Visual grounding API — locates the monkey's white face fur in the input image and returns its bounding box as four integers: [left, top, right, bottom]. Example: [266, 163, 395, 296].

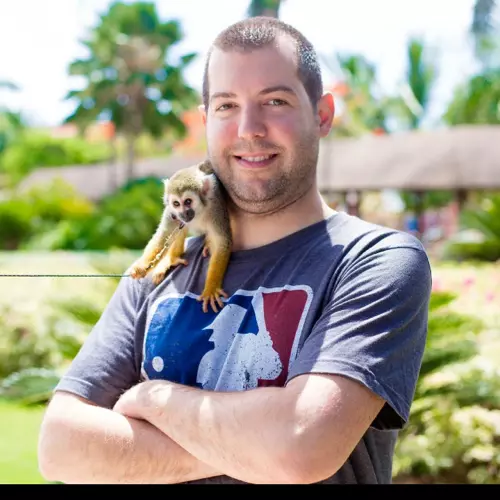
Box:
[162, 173, 215, 231]
[167, 190, 203, 225]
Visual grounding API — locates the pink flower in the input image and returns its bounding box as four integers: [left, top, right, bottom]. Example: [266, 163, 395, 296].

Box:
[463, 277, 475, 287]
[432, 279, 442, 291]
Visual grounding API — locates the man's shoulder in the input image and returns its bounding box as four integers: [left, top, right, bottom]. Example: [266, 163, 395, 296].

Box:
[324, 212, 431, 285]
[328, 211, 428, 256]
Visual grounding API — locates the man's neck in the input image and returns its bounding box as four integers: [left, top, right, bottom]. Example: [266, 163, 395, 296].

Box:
[228, 187, 336, 252]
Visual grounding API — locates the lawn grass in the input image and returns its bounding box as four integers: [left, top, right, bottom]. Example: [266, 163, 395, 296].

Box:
[0, 399, 47, 484]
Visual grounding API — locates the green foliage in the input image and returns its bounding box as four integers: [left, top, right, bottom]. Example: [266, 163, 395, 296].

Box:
[0, 253, 127, 406]
[400, 190, 455, 212]
[65, 1, 199, 177]
[0, 110, 26, 158]
[247, 0, 282, 17]
[394, 290, 500, 483]
[0, 198, 33, 250]
[0, 175, 166, 252]
[0, 368, 63, 406]
[0, 178, 95, 250]
[26, 177, 165, 250]
[331, 54, 393, 136]
[443, 68, 500, 125]
[443, 195, 500, 262]
[470, 0, 499, 67]
[0, 302, 87, 382]
[391, 37, 438, 131]
[0, 131, 110, 185]
[418, 291, 480, 379]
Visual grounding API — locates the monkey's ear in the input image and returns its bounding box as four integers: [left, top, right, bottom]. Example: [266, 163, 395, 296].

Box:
[201, 174, 215, 196]
[162, 178, 170, 189]
[198, 160, 214, 175]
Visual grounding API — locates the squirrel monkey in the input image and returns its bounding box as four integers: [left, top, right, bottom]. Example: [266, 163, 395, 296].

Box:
[127, 160, 232, 314]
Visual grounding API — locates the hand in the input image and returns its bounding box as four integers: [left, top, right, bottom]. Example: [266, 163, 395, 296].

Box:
[113, 380, 172, 421]
[113, 381, 149, 420]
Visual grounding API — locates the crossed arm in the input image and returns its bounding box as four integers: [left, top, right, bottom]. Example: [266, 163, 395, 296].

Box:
[38, 372, 384, 484]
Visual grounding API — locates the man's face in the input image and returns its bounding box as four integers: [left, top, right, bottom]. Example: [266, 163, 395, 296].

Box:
[200, 36, 334, 215]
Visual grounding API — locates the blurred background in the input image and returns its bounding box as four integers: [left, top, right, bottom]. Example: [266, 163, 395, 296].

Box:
[1, 0, 500, 485]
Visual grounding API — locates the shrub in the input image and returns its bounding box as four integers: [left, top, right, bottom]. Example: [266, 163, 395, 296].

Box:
[0, 131, 110, 185]
[393, 291, 500, 484]
[0, 178, 95, 250]
[28, 177, 165, 250]
[443, 195, 500, 262]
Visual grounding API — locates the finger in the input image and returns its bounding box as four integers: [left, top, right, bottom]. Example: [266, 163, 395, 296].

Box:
[210, 296, 217, 313]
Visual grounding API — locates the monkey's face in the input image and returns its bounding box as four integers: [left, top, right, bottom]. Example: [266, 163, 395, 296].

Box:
[167, 191, 203, 224]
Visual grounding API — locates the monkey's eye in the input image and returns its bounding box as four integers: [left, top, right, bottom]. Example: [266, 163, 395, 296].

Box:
[184, 198, 192, 207]
[173, 201, 180, 207]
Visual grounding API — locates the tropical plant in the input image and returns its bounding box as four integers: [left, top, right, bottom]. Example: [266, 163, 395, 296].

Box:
[443, 68, 500, 126]
[0, 131, 110, 185]
[22, 177, 165, 251]
[0, 79, 26, 159]
[64, 1, 199, 180]
[247, 0, 283, 18]
[392, 37, 438, 130]
[443, 194, 500, 262]
[0, 178, 95, 250]
[322, 53, 392, 137]
[394, 291, 500, 484]
[470, 0, 499, 67]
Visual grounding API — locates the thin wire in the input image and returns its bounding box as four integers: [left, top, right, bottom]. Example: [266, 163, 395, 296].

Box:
[0, 273, 130, 278]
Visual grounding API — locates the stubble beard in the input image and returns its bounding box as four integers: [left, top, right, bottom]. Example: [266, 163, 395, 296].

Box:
[209, 134, 319, 216]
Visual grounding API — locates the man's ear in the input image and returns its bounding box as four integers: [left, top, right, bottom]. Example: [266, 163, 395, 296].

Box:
[198, 104, 207, 126]
[317, 91, 335, 138]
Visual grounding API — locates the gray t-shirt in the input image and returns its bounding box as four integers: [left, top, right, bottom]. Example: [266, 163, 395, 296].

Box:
[54, 211, 432, 484]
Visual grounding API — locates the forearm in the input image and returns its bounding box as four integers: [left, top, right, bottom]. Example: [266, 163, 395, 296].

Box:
[38, 394, 220, 484]
[140, 381, 305, 484]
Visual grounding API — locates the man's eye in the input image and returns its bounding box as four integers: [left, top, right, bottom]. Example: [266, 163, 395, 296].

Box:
[216, 103, 233, 111]
[268, 99, 287, 106]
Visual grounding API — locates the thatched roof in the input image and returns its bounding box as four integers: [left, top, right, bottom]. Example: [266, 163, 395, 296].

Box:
[318, 124, 500, 191]
[17, 124, 500, 200]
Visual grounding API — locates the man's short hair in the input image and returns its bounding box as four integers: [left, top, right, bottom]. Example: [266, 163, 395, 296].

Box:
[202, 16, 323, 110]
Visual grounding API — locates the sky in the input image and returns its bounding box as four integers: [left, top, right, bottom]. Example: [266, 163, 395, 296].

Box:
[0, 0, 481, 127]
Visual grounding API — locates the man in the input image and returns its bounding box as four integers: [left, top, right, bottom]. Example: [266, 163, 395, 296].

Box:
[37, 16, 431, 484]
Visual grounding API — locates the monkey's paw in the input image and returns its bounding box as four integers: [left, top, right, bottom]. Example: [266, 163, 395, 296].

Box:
[198, 287, 228, 313]
[151, 257, 188, 285]
[127, 261, 150, 279]
[202, 245, 210, 258]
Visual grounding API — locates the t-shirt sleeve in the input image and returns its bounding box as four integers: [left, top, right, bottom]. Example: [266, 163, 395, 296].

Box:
[286, 241, 432, 430]
[53, 276, 143, 409]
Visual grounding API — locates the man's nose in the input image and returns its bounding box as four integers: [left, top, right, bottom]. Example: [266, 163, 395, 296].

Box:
[238, 106, 266, 140]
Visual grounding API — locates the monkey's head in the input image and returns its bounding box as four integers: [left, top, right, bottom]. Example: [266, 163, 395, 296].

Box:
[163, 166, 215, 225]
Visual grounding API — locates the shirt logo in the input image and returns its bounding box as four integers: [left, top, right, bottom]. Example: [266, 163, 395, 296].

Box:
[142, 286, 313, 391]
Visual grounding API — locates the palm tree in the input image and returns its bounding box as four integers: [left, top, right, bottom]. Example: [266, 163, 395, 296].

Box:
[0, 80, 20, 92]
[247, 0, 283, 18]
[323, 53, 391, 137]
[65, 1, 199, 181]
[0, 80, 25, 159]
[470, 0, 498, 67]
[393, 37, 437, 130]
